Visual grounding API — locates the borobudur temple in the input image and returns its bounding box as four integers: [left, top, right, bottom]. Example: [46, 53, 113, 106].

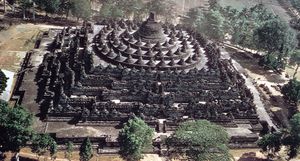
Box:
[13, 13, 265, 153]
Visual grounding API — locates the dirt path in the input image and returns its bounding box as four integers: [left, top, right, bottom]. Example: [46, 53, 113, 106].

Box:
[221, 47, 279, 130]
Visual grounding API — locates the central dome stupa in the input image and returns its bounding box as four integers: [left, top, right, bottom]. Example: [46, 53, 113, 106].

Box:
[93, 12, 205, 71]
[133, 12, 166, 43]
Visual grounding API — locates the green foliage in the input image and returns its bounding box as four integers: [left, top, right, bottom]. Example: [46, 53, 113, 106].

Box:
[31, 133, 56, 157]
[281, 79, 300, 103]
[116, 0, 145, 19]
[187, 4, 297, 70]
[259, 53, 284, 70]
[255, 18, 296, 71]
[254, 19, 296, 56]
[34, 0, 60, 14]
[257, 132, 283, 155]
[99, 1, 123, 19]
[182, 8, 204, 29]
[118, 117, 154, 161]
[58, 0, 71, 16]
[282, 113, 300, 159]
[19, 0, 33, 9]
[79, 138, 93, 161]
[0, 101, 33, 152]
[144, 0, 176, 22]
[290, 50, 300, 66]
[257, 113, 300, 159]
[230, 4, 278, 49]
[290, 113, 300, 138]
[65, 141, 74, 160]
[49, 141, 57, 159]
[290, 0, 300, 12]
[145, 0, 165, 15]
[0, 70, 8, 95]
[202, 9, 225, 40]
[167, 120, 231, 161]
[98, 0, 177, 22]
[182, 8, 225, 41]
[70, 0, 91, 20]
[290, 50, 300, 78]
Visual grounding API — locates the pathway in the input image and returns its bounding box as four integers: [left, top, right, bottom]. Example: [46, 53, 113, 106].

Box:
[221, 48, 278, 130]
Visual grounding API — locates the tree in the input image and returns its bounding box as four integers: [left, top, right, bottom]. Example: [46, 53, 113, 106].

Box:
[31, 133, 56, 159]
[281, 79, 300, 104]
[79, 138, 93, 161]
[253, 19, 296, 69]
[34, 0, 60, 16]
[58, 0, 71, 18]
[49, 141, 57, 160]
[19, 0, 33, 19]
[282, 113, 300, 159]
[118, 117, 154, 161]
[290, 50, 300, 78]
[70, 0, 91, 21]
[166, 120, 231, 161]
[259, 53, 283, 70]
[202, 9, 225, 41]
[117, 0, 145, 20]
[144, 0, 177, 22]
[181, 8, 204, 29]
[0, 101, 33, 160]
[0, 69, 8, 95]
[99, 1, 123, 19]
[290, 0, 300, 12]
[257, 113, 300, 159]
[65, 141, 74, 161]
[183, 7, 225, 41]
[257, 132, 283, 157]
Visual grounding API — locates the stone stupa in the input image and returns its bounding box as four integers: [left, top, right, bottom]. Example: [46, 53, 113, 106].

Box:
[133, 12, 166, 43]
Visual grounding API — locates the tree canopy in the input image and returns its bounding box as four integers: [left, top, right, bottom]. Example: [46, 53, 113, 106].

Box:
[79, 137, 93, 161]
[118, 117, 154, 161]
[286, 112, 300, 158]
[116, 0, 145, 20]
[182, 4, 296, 70]
[0, 101, 33, 153]
[257, 132, 283, 156]
[98, 0, 178, 22]
[31, 133, 57, 157]
[99, 1, 123, 19]
[0, 69, 8, 95]
[65, 141, 74, 160]
[34, 0, 61, 15]
[253, 19, 296, 55]
[70, 0, 91, 20]
[290, 0, 300, 12]
[258, 113, 300, 159]
[290, 50, 300, 78]
[167, 120, 231, 161]
[281, 79, 300, 104]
